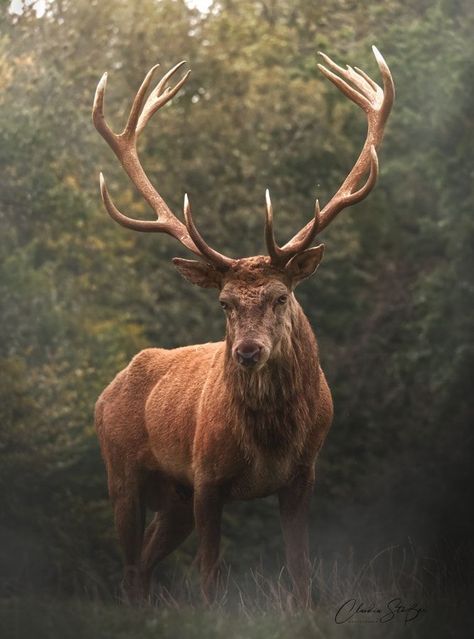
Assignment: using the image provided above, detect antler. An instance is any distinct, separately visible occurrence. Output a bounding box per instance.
[92,62,233,270]
[266,46,395,266]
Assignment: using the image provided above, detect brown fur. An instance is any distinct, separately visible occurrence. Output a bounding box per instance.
[95,254,333,605]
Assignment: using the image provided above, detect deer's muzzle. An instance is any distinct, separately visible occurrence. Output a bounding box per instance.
[234,340,263,367]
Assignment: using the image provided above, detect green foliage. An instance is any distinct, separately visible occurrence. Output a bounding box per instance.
[0,0,472,606]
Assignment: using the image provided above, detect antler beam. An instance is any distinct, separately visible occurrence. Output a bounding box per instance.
[268,46,394,266]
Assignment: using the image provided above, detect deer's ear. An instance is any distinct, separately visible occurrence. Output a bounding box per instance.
[172,258,223,289]
[285,244,325,286]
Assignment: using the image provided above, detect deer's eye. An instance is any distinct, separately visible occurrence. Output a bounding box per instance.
[220,300,230,311]
[276,295,288,305]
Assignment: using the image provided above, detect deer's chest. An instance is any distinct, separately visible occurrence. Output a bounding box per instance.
[229,451,294,500]
[226,403,306,499]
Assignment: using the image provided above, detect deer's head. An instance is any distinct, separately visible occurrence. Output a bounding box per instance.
[173,250,324,368]
[93,49,394,370]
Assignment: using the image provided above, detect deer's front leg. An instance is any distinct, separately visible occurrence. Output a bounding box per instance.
[278,466,315,608]
[194,481,225,603]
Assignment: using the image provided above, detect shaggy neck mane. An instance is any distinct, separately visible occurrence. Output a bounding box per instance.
[224,301,320,458]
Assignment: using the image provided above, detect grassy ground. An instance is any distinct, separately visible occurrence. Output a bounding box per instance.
[0,594,466,639]
[1,546,471,639]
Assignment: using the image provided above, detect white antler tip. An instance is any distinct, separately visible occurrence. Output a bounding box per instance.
[184,193,190,209]
[317,51,332,65]
[93,74,108,108]
[99,172,105,187]
[265,189,272,206]
[98,72,108,89]
[372,45,385,67]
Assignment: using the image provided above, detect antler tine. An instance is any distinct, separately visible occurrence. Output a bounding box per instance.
[286,198,321,254]
[372,45,395,126]
[98,172,199,256]
[93,63,234,268]
[183,194,233,269]
[93,73,119,155]
[273,47,394,263]
[264,189,284,262]
[265,190,321,266]
[318,60,370,111]
[98,172,181,236]
[342,145,379,206]
[123,63,161,137]
[137,62,191,136]
[353,65,379,91]
[345,65,376,98]
[318,146,379,221]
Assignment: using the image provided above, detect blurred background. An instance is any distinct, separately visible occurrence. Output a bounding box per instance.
[0,0,473,635]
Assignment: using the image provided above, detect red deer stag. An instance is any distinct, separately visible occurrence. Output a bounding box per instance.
[93,47,394,606]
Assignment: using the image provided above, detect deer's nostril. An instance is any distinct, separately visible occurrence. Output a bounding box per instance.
[237,348,260,360]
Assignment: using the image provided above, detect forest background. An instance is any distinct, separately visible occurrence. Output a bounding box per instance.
[0,0,473,637]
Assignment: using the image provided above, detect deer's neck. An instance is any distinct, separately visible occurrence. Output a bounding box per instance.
[224,303,320,455]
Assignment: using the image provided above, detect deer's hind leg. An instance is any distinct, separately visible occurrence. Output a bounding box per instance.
[109,467,147,604]
[140,482,195,596]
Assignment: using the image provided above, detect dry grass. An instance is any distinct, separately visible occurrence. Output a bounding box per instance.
[1,544,471,639]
